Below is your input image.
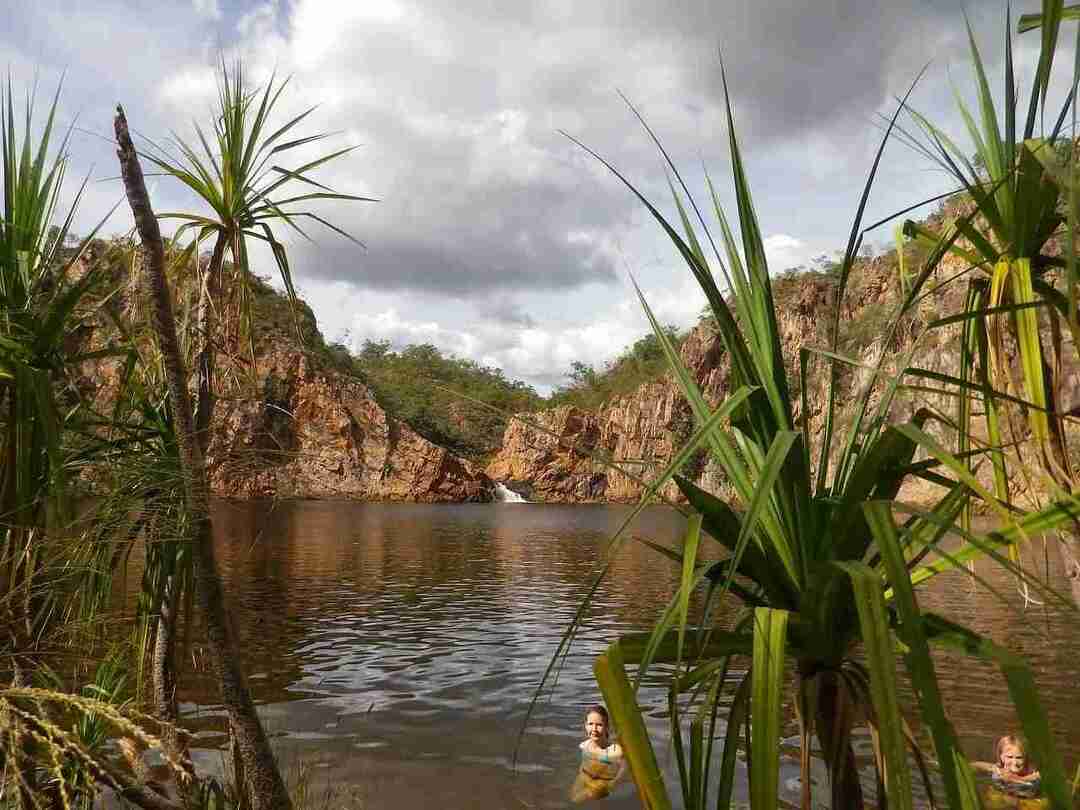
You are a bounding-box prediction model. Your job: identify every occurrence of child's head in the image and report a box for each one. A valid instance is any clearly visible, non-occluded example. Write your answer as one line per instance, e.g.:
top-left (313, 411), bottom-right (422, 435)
top-left (584, 704), bottom-right (610, 744)
top-left (995, 735), bottom-right (1030, 774)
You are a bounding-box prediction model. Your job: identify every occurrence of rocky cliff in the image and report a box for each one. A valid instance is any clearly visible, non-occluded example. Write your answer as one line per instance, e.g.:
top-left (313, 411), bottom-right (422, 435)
top-left (206, 350), bottom-right (492, 501)
top-left (73, 243), bottom-right (494, 502)
top-left (486, 244), bottom-right (1060, 505)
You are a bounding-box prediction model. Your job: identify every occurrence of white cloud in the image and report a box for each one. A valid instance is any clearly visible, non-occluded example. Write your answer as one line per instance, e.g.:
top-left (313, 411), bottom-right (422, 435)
top-left (342, 296), bottom-right (655, 394)
top-left (0, 0), bottom-right (1030, 397)
top-left (763, 233), bottom-right (813, 273)
top-left (157, 67), bottom-right (218, 110)
top-left (192, 0), bottom-right (221, 21)
top-left (237, 0), bottom-right (280, 40)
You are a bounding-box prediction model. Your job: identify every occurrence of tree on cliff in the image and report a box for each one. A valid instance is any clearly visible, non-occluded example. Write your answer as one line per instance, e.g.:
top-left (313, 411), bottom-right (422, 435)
top-left (113, 62), bottom-right (370, 810)
top-left (350, 338), bottom-right (543, 458)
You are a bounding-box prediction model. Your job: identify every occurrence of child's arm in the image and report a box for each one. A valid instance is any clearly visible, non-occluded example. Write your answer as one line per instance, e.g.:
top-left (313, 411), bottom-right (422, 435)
top-left (969, 761), bottom-right (996, 774)
top-left (614, 744), bottom-right (628, 781)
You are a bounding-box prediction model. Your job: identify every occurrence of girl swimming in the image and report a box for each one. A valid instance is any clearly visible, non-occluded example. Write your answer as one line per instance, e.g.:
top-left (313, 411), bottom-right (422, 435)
top-left (570, 705), bottom-right (626, 802)
top-left (972, 735), bottom-right (1042, 802)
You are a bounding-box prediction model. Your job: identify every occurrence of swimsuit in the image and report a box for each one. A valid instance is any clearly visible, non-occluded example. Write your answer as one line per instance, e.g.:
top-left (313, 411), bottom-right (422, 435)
top-left (991, 769), bottom-right (1041, 799)
top-left (570, 741), bottom-right (624, 802)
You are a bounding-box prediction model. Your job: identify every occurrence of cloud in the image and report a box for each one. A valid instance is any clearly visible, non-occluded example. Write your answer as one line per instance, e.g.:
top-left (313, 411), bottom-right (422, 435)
top-left (192, 0), bottom-right (222, 21)
top-left (763, 233), bottom-right (814, 273)
top-left (345, 303), bottom-right (646, 394)
top-left (0, 0), bottom-right (1034, 393)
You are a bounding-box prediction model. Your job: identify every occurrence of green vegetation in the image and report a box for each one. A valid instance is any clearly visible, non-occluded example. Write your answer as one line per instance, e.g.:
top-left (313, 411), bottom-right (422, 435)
top-left (1, 62), bottom-right (365, 809)
top-left (8, 5), bottom-right (1080, 810)
top-left (116, 60), bottom-right (369, 810)
top-left (348, 339), bottom-right (543, 458)
top-left (0, 79), bottom-right (134, 809)
top-left (899, 5), bottom-right (1080, 596)
top-left (546, 8), bottom-right (1080, 810)
top-left (548, 327), bottom-right (685, 410)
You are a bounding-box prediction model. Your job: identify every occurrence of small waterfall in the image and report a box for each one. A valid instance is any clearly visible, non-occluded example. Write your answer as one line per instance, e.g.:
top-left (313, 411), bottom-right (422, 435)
top-left (494, 483), bottom-right (527, 503)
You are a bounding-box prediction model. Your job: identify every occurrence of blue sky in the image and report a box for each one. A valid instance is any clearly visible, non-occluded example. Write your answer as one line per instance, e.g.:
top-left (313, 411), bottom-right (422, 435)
top-left (1, 0), bottom-right (1067, 392)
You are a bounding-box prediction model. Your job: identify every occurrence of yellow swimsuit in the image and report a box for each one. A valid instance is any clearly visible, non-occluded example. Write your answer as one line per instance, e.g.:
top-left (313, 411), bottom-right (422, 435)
top-left (570, 740), bottom-right (624, 802)
top-left (983, 768), bottom-right (1047, 810)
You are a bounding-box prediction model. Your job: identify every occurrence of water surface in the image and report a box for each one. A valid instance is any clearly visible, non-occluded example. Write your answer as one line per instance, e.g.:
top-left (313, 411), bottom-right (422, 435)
top-left (169, 501), bottom-right (1079, 809)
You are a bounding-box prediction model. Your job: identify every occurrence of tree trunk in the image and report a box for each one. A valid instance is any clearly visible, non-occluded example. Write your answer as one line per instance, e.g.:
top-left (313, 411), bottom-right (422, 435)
top-left (114, 105), bottom-right (293, 810)
top-left (813, 671), bottom-right (864, 810)
top-left (195, 234), bottom-right (226, 459)
top-left (152, 568), bottom-right (190, 774)
top-left (1062, 533), bottom-right (1080, 608)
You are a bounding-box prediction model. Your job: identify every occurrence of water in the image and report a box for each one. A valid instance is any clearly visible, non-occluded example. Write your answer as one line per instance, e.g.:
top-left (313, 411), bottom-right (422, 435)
top-left (493, 483), bottom-right (528, 503)
top-left (164, 501), bottom-right (1079, 808)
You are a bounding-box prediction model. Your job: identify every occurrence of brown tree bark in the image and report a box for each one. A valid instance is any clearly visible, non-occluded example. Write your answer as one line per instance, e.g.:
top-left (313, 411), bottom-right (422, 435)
top-left (1062, 535), bottom-right (1080, 608)
top-left (152, 568), bottom-right (189, 773)
top-left (114, 105), bottom-right (293, 810)
top-left (813, 671), bottom-right (864, 810)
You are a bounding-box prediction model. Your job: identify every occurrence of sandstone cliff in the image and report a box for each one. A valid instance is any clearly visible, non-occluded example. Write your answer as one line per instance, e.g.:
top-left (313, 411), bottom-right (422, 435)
top-left (486, 244), bottom-right (1078, 505)
top-left (73, 243), bottom-right (494, 502)
top-left (206, 349), bottom-right (492, 501)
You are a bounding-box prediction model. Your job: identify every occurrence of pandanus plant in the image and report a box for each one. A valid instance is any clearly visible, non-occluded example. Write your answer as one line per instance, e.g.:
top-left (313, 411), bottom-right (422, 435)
top-left (0, 80), bottom-right (171, 804)
top-left (0, 78), bottom-right (121, 671)
top-left (113, 60), bottom-right (370, 810)
top-left (895, 4), bottom-right (1080, 600)
top-left (559, 21), bottom-right (1080, 810)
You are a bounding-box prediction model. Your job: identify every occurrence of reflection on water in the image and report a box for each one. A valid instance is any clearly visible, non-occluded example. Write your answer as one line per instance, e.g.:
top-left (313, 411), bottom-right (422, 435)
top-left (157, 501), bottom-right (1079, 809)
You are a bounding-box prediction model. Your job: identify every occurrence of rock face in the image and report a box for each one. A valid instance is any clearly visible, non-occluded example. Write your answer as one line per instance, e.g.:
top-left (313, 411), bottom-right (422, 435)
top-left (207, 351), bottom-right (493, 501)
top-left (487, 371), bottom-right (698, 504)
top-left (486, 244), bottom-right (1040, 505)
top-left (74, 245), bottom-right (493, 503)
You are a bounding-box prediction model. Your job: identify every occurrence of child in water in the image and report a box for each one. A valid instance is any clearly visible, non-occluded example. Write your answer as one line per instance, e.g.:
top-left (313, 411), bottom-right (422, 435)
top-left (570, 705), bottom-right (626, 803)
top-left (972, 735), bottom-right (1043, 807)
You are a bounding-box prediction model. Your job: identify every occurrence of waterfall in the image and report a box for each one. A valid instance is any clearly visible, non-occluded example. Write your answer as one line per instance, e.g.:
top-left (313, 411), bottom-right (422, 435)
top-left (494, 483), bottom-right (527, 503)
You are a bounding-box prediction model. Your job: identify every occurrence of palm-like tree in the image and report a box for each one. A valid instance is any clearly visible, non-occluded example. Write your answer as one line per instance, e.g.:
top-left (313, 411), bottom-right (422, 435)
top-left (0, 80), bottom-right (199, 810)
top-left (114, 61), bottom-right (370, 810)
top-left (140, 61), bottom-right (373, 455)
top-left (564, 32), bottom-right (1078, 810)
top-left (897, 7), bottom-right (1080, 605)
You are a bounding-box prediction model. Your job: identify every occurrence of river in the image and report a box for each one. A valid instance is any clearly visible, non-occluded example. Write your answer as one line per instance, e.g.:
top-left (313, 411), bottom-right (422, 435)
top-left (160, 500), bottom-right (1079, 809)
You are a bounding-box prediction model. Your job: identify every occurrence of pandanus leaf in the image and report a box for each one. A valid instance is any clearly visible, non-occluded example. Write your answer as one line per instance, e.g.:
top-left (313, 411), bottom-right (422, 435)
top-left (676, 515), bottom-right (704, 665)
top-left (834, 560), bottom-right (913, 810)
top-left (865, 501), bottom-right (976, 810)
top-left (1017, 4), bottom-right (1080, 33)
top-left (716, 674), bottom-right (751, 810)
top-left (829, 414), bottom-right (926, 562)
top-left (594, 630), bottom-right (757, 810)
top-left (749, 608), bottom-right (788, 810)
top-left (593, 640), bottom-right (671, 810)
top-left (1009, 258), bottom-right (1052, 448)
top-left (675, 475), bottom-right (798, 609)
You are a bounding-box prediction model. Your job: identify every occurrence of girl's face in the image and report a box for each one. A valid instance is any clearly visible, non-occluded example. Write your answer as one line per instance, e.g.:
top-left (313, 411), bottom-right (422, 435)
top-left (1000, 743), bottom-right (1028, 774)
top-left (585, 712), bottom-right (608, 744)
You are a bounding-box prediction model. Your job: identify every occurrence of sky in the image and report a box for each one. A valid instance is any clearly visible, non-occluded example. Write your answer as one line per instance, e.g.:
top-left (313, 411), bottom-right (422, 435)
top-left (1, 0), bottom-right (1071, 393)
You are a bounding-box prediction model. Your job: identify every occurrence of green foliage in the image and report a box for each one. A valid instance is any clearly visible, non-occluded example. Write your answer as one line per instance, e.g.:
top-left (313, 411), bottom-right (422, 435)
top-left (568, 12), bottom-right (1080, 810)
top-left (139, 60), bottom-right (372, 353)
top-left (549, 325), bottom-right (685, 409)
top-left (351, 339), bottom-right (543, 458)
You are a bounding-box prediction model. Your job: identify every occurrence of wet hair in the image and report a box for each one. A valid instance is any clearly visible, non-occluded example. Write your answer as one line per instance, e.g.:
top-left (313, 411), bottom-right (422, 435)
top-left (584, 704), bottom-right (609, 724)
top-left (995, 735), bottom-right (1028, 765)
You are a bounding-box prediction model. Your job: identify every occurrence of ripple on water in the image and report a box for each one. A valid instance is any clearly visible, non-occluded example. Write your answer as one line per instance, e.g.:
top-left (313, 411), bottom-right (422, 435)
top-left (158, 501), bottom-right (1080, 810)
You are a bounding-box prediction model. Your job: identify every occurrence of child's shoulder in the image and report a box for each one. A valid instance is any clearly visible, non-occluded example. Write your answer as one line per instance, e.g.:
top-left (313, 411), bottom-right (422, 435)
top-left (580, 740), bottom-right (622, 758)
